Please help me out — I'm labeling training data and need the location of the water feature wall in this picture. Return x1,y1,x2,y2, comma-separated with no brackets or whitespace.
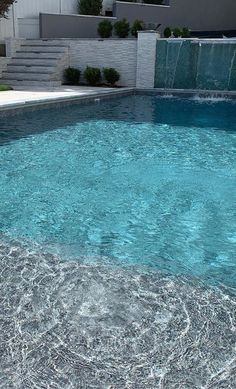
155,39,236,91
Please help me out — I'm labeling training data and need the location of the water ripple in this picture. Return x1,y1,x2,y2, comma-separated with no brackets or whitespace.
0,240,235,388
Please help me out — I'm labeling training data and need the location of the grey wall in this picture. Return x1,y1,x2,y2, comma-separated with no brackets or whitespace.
40,13,116,39
115,0,236,31
41,0,236,39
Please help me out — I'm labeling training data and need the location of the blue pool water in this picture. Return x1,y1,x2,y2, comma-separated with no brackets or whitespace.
0,95,236,287
1,95,236,388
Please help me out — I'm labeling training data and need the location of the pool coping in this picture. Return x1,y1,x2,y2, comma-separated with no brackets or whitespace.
0,87,236,116
0,88,134,116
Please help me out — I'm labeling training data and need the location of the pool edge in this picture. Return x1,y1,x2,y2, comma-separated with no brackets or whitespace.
1,87,236,116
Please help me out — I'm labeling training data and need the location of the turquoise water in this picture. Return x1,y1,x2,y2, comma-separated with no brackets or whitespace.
0,96,236,286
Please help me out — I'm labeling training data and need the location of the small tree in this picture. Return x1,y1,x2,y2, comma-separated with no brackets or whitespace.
182,27,191,38
173,27,182,38
103,68,120,86
143,0,163,4
0,0,16,18
84,66,101,86
114,19,130,38
131,20,144,38
163,27,172,38
64,67,81,85
98,20,113,38
79,0,102,16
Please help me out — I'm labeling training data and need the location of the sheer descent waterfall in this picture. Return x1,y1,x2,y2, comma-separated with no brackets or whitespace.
155,39,236,91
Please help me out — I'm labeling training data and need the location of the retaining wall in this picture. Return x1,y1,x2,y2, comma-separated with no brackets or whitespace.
40,14,117,39
0,57,11,78
68,39,137,86
115,0,236,32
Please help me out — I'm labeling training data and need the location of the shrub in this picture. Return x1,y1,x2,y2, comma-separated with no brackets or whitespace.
131,19,144,38
114,18,130,38
182,27,191,38
98,19,113,38
64,67,81,85
79,0,102,16
84,66,101,86
0,84,13,91
163,27,172,38
173,27,182,38
143,0,163,4
103,68,120,86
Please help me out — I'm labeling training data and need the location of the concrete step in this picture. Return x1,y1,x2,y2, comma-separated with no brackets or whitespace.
23,40,68,47
7,65,55,73
0,79,62,87
2,72,53,81
14,52,63,59
19,46,66,53
11,58,58,66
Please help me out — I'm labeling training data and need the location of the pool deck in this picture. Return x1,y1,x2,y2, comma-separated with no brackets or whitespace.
0,86,134,114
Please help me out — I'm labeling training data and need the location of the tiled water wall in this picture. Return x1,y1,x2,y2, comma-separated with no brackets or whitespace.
155,39,236,91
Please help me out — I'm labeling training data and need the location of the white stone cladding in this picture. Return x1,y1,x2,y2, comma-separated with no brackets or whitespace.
68,39,137,87
0,58,11,78
136,31,159,89
2,34,159,88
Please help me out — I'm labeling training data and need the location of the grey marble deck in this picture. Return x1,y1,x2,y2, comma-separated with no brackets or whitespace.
0,239,235,388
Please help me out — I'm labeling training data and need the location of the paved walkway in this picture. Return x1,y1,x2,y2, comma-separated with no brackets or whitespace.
0,86,133,112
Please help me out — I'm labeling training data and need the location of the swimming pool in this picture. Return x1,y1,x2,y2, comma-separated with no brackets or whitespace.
0,95,236,387
1,95,235,286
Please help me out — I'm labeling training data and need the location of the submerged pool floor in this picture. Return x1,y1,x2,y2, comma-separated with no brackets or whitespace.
0,240,236,388
0,95,236,387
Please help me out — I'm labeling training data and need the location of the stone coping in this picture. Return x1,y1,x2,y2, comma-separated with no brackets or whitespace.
0,87,134,116
0,86,235,116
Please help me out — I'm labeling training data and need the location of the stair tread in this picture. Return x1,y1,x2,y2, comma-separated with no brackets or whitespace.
17,51,64,53
4,69,54,72
12,57,59,60
21,44,68,48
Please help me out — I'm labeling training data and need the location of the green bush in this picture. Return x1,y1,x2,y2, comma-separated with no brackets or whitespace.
0,84,13,91
98,19,113,38
103,68,120,86
79,0,102,16
182,27,191,38
131,19,144,38
163,27,172,38
84,66,101,86
143,0,163,4
114,18,130,38
173,27,182,38
64,67,81,85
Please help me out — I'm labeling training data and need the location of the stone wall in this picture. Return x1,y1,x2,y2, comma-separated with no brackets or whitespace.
136,32,158,88
0,57,11,78
68,39,137,87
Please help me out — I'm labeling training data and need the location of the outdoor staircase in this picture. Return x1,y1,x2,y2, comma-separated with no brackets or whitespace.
0,40,69,87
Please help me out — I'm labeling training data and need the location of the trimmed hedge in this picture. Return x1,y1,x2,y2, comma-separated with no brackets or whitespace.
84,66,101,86
114,19,130,38
103,68,120,86
64,67,81,85
98,20,113,38
131,19,144,38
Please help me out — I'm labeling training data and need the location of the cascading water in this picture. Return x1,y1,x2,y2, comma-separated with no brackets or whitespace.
155,39,236,91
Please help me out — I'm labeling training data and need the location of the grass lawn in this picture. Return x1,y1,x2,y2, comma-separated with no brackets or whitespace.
0,84,13,91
